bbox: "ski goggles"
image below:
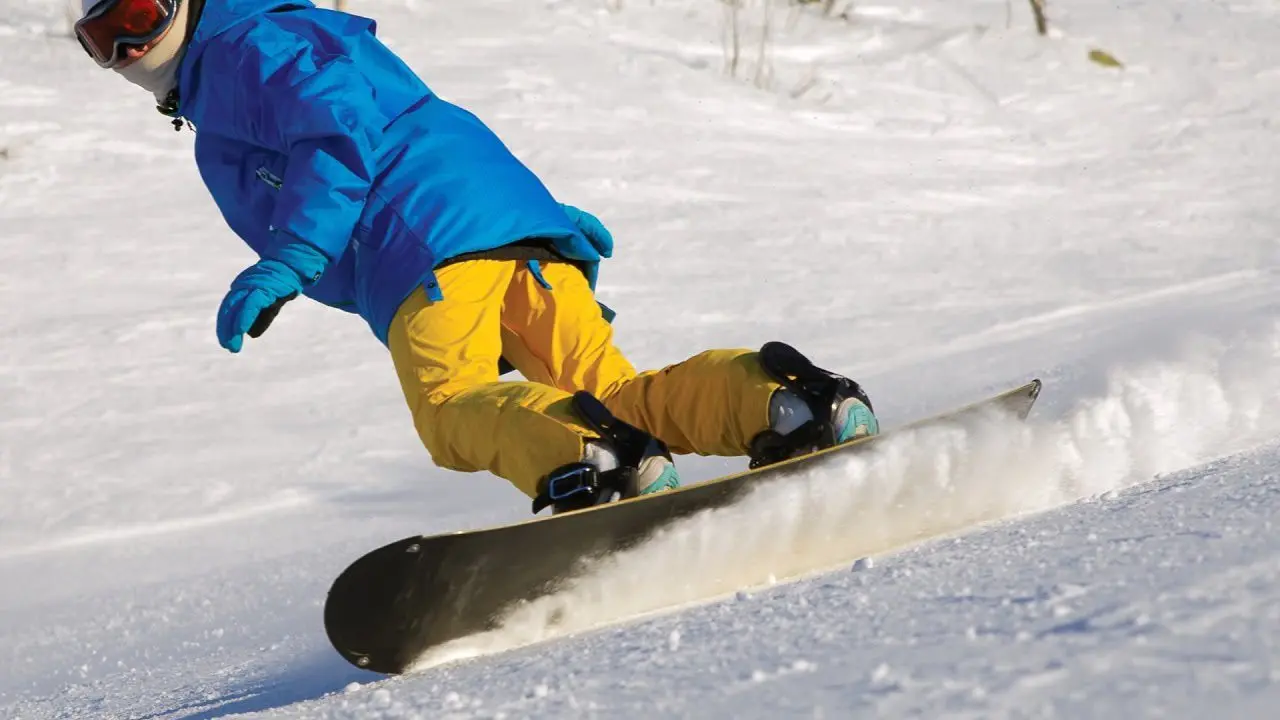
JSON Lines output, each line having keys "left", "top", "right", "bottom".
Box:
{"left": 74, "top": 0, "right": 178, "bottom": 69}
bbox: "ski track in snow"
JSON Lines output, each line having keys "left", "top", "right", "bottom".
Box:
{"left": 2, "top": 0, "right": 1280, "bottom": 717}
{"left": 0, "top": 489, "right": 313, "bottom": 561}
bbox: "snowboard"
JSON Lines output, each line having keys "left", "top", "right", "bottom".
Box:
{"left": 324, "top": 378, "right": 1042, "bottom": 674}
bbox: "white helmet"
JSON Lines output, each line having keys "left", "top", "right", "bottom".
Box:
{"left": 75, "top": 0, "right": 192, "bottom": 102}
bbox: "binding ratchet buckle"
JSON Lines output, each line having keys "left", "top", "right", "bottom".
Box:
{"left": 532, "top": 462, "right": 616, "bottom": 514}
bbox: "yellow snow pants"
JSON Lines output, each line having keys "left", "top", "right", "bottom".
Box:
{"left": 386, "top": 258, "right": 780, "bottom": 497}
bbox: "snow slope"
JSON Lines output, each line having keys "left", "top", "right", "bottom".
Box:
{"left": 1, "top": 0, "right": 1278, "bottom": 717}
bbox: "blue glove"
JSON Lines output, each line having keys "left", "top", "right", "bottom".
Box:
{"left": 216, "top": 241, "right": 328, "bottom": 353}
{"left": 560, "top": 203, "right": 613, "bottom": 257}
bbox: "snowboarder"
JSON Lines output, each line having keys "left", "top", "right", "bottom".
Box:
{"left": 73, "top": 0, "right": 880, "bottom": 513}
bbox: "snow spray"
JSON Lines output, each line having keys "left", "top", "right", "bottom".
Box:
{"left": 412, "top": 324, "right": 1280, "bottom": 670}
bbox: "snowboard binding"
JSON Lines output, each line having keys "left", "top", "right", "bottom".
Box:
{"left": 748, "top": 341, "right": 876, "bottom": 469}
{"left": 532, "top": 392, "right": 678, "bottom": 515}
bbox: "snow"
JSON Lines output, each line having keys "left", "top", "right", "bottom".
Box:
{"left": 2, "top": 0, "right": 1279, "bottom": 717}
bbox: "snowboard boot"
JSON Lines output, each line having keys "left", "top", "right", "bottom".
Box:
{"left": 748, "top": 341, "right": 880, "bottom": 469}
{"left": 532, "top": 392, "right": 682, "bottom": 514}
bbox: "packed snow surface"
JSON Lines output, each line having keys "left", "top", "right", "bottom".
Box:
{"left": 1, "top": 0, "right": 1278, "bottom": 717}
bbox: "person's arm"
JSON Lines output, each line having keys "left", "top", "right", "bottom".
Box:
{"left": 254, "top": 46, "right": 384, "bottom": 263}
{"left": 212, "top": 26, "right": 388, "bottom": 352}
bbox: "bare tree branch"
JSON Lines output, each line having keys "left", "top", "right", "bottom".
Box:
{"left": 1029, "top": 0, "right": 1048, "bottom": 35}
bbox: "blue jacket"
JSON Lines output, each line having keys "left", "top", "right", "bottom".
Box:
{"left": 176, "top": 0, "right": 609, "bottom": 343}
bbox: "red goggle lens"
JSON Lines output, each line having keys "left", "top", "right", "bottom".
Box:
{"left": 75, "top": 0, "right": 173, "bottom": 68}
